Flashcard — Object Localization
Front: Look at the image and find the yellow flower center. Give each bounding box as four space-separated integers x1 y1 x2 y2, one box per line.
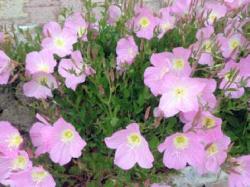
32 170 48 183
54 37 65 48
61 129 74 143
202 40 213 53
77 26 86 37
161 22 171 31
8 134 23 149
173 135 189 149
229 39 240 50
127 133 142 146
38 77 49 86
174 87 186 99
139 17 150 28
206 143 218 156
208 12 218 23
173 59 185 70
12 155 27 170
38 64 50 73
202 117 215 129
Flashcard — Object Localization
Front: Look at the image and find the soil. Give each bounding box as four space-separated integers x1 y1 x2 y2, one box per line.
0 84 35 132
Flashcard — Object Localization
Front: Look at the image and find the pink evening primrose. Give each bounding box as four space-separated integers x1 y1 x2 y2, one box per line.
64 12 88 41
217 33 246 60
170 0 192 16
42 21 61 37
105 123 154 170
116 36 139 70
159 76 206 118
224 0 250 10
144 52 172 96
196 78 218 110
48 118 87 166
228 155 250 187
25 50 57 75
41 24 77 57
201 135 230 173
157 7 176 39
182 111 223 144
158 132 205 170
6 166 55 187
132 6 159 40
0 121 23 155
195 26 215 66
23 72 58 99
58 51 93 90
218 59 249 99
0 50 14 85
30 113 54 157
0 151 32 184
107 5 122 26
164 47 192 76
239 55 250 87
204 2 227 25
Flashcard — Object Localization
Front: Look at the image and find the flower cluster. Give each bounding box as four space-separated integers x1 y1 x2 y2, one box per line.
22 12 94 99
0 121 55 187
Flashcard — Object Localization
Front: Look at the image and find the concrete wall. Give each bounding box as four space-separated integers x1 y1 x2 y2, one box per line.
0 0 164 29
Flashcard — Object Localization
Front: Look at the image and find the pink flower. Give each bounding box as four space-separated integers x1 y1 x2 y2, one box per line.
182 111 223 143
157 8 176 39
0 121 23 155
30 114 54 157
239 55 250 87
224 17 248 36
164 47 192 76
23 72 58 99
217 33 246 59
0 50 13 85
228 155 250 187
116 36 138 70
204 2 227 25
201 135 230 173
170 0 192 16
158 132 205 170
107 5 122 26
48 118 87 166
144 52 172 96
218 60 247 98
105 123 154 170
25 50 57 75
64 12 88 41
6 166 55 187
0 151 31 183
194 26 215 66
224 0 250 10
41 25 77 57
42 21 61 37
132 6 159 40
159 76 206 118
197 78 217 109
58 51 91 90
